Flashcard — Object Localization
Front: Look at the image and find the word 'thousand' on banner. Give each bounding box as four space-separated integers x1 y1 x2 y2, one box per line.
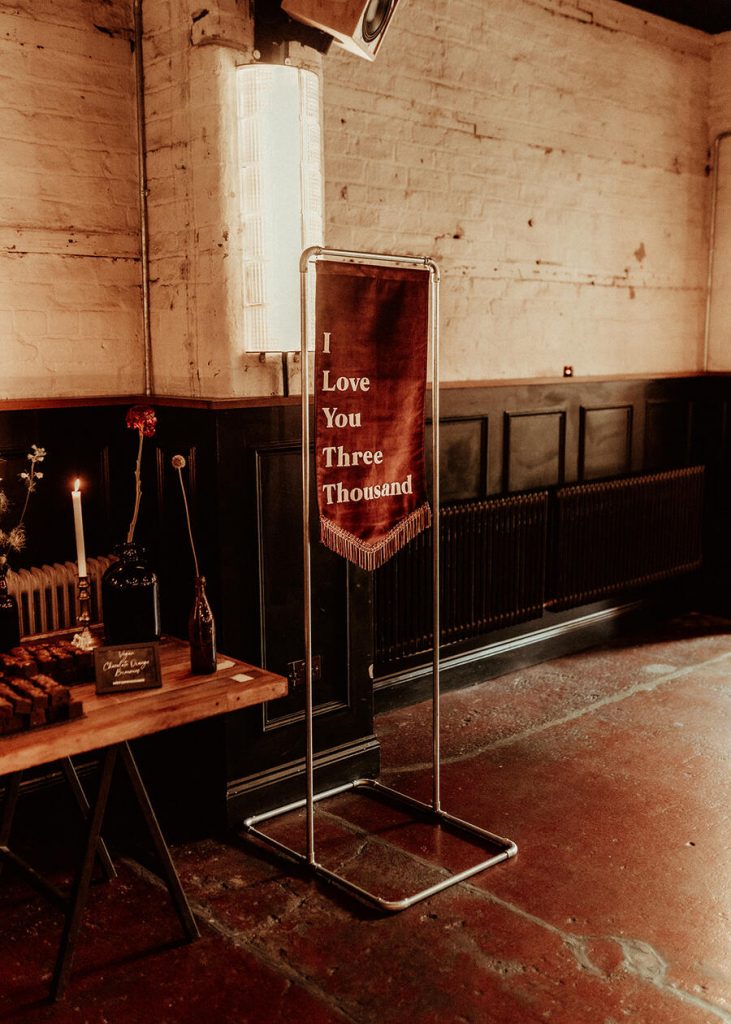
315 261 431 571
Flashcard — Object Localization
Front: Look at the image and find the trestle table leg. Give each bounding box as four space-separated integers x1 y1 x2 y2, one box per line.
60 758 117 881
46 740 198 1001
50 745 117 1001
118 742 200 942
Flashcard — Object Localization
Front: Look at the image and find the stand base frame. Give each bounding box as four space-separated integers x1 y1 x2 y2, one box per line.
244 778 517 913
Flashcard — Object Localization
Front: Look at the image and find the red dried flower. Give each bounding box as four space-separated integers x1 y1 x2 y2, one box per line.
126 405 157 438
124 406 157 543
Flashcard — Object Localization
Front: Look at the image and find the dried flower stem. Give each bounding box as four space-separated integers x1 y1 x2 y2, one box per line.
17 490 31 528
123 406 156 545
175 466 200 577
17 445 46 528
0 445 46 562
126 429 145 544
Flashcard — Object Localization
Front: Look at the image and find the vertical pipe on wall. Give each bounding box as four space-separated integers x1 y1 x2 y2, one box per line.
703 131 731 371
133 0 153 396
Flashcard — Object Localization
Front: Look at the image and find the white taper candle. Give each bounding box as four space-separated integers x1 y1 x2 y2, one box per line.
71 479 87 578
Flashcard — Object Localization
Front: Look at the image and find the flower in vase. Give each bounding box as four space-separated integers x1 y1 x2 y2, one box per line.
126 406 157 438
125 405 157 544
171 454 201 577
0 444 47 565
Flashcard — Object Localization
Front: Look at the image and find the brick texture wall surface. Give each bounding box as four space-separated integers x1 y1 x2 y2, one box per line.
0 0 142 399
1 0 726 398
144 0 296 398
322 0 712 382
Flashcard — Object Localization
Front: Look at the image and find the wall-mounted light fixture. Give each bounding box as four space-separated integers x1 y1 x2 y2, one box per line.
237 64 323 353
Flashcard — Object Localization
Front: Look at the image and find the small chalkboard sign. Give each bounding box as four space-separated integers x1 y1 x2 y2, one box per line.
94 642 162 694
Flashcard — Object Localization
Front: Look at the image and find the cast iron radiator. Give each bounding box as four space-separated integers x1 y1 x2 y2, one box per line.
547 465 704 611
374 491 549 666
7 555 112 638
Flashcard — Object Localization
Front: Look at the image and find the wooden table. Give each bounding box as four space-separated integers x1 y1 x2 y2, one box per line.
0 637 287 1000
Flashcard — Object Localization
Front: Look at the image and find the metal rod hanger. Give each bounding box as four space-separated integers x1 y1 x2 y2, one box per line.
244 247 517 912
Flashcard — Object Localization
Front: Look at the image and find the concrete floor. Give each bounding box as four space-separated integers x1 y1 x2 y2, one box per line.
1 612 730 1023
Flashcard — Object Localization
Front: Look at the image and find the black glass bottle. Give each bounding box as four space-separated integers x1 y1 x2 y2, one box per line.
101 543 161 645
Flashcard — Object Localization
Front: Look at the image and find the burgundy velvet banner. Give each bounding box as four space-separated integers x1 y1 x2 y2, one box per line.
314 261 431 571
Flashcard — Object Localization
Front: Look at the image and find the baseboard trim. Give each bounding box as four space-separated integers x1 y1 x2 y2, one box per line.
225 734 381 826
374 601 645 713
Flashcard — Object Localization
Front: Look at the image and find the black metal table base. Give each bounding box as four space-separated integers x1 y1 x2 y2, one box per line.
0 742 200 1001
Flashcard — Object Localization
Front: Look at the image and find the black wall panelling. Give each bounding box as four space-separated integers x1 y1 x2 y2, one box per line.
503 409 566 492
376 375 722 685
0 402 376 832
0 406 122 572
217 413 377 823
644 398 692 470
578 405 633 481
255 442 348 720
221 435 377 818
0 373 728 830
426 417 488 502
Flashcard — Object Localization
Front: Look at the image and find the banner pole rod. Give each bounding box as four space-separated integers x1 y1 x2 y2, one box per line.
301 248 432 270
428 260 441 813
301 252 316 868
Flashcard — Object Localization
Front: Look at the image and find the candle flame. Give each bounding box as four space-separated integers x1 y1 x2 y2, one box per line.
73 478 81 492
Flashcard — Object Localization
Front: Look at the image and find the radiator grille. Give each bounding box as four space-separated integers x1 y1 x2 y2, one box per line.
7 556 113 639
374 492 549 667
548 466 704 610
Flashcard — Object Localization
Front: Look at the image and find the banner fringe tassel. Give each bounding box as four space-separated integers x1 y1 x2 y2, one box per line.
319 502 432 572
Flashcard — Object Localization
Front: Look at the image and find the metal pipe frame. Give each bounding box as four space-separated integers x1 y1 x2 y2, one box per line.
243 246 517 912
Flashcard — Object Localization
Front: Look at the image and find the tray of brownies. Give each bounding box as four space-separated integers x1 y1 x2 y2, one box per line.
0 637 88 736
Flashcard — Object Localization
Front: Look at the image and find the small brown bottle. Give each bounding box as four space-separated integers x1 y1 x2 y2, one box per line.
189 576 217 674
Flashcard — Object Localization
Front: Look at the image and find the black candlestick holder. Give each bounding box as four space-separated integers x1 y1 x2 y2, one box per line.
78 574 91 625
73 574 95 651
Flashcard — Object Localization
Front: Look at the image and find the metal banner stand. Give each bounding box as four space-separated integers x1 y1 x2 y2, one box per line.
243 247 517 912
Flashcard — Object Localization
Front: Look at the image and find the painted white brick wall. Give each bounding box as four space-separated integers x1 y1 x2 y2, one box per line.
0 0 723 397
144 0 299 398
322 0 712 381
0 1 143 399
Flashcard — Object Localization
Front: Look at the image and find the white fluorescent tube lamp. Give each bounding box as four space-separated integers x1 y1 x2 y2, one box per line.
237 64 323 352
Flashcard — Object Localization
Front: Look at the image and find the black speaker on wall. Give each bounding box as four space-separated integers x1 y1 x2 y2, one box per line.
281 0 400 60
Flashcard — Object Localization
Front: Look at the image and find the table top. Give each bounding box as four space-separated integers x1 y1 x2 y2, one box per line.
0 637 287 776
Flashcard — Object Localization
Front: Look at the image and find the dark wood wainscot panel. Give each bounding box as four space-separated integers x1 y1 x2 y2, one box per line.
2 373 730 832
374 375 725 695
644 398 692 470
139 405 378 831
0 402 377 836
578 405 633 481
503 410 566 492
